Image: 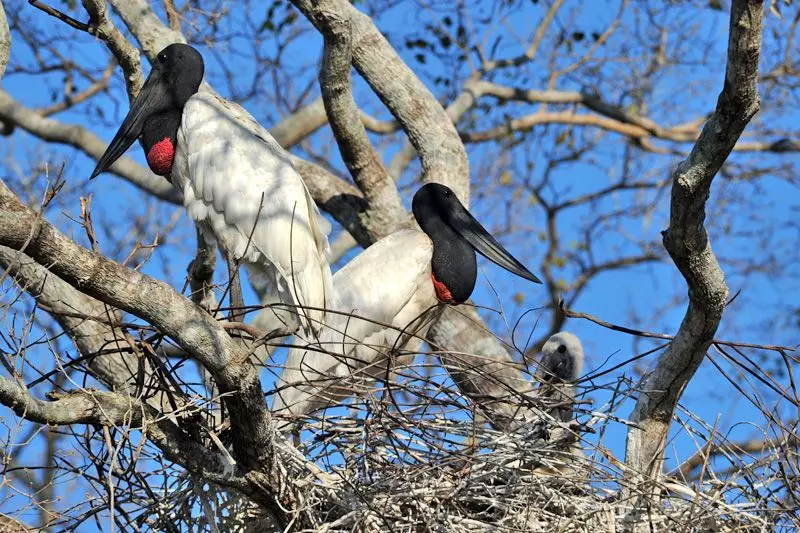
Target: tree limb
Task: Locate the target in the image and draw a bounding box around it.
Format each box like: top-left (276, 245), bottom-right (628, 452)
top-left (81, 0), bottom-right (144, 100)
top-left (0, 0), bottom-right (9, 82)
top-left (317, 1), bottom-right (406, 241)
top-left (623, 0), bottom-right (763, 504)
top-left (0, 375), bottom-right (242, 486)
top-left (290, 0), bottom-right (470, 203)
top-left (0, 180), bottom-right (274, 477)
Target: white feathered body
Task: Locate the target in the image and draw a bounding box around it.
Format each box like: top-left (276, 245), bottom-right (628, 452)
top-left (272, 229), bottom-right (440, 422)
top-left (173, 92), bottom-right (332, 334)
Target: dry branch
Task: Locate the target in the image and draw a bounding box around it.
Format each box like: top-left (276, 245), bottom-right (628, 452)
top-left (623, 0), bottom-right (763, 509)
top-left (0, 375), bottom-right (240, 486)
top-left (290, 0), bottom-right (470, 203)
top-left (0, 246), bottom-right (137, 391)
top-left (81, 0), bottom-right (143, 99)
top-left (0, 180), bottom-right (274, 475)
top-left (317, 1), bottom-right (406, 241)
top-left (0, 0), bottom-right (9, 81)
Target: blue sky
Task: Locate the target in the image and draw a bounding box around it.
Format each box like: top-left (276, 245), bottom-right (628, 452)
top-left (1, 0), bottom-right (798, 528)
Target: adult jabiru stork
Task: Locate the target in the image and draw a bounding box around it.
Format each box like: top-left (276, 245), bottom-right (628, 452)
top-left (271, 182), bottom-right (541, 427)
top-left (90, 44), bottom-right (332, 335)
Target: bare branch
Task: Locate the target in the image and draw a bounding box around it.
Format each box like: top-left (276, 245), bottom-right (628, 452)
top-left (0, 246), bottom-right (137, 392)
top-left (0, 376), bottom-right (241, 485)
top-left (81, 0), bottom-right (144, 100)
top-left (27, 0), bottom-right (88, 31)
top-left (623, 0), bottom-right (763, 502)
top-left (317, 2), bottom-right (406, 240)
top-left (0, 180), bottom-right (274, 476)
top-left (0, 0), bottom-right (9, 81)
top-left (106, 0), bottom-right (186, 63)
top-left (290, 0), bottom-right (470, 203)
top-left (269, 97), bottom-right (328, 149)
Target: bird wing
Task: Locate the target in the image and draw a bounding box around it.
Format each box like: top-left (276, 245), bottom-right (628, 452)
top-left (176, 92), bottom-right (332, 333)
top-left (272, 229), bottom-right (436, 423)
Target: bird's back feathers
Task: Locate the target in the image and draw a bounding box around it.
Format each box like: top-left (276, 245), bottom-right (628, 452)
top-left (174, 92), bottom-right (332, 334)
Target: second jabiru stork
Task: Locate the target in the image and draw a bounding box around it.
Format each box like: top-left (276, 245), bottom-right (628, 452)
top-left (90, 44), bottom-right (332, 335)
top-left (271, 183), bottom-right (541, 426)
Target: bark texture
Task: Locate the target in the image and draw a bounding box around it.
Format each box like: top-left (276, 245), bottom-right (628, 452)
top-left (623, 0), bottom-right (763, 507)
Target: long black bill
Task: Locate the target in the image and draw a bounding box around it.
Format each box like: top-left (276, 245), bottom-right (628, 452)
top-left (447, 201), bottom-right (543, 284)
top-left (89, 69), bottom-right (169, 180)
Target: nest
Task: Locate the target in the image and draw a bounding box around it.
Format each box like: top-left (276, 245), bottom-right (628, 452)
top-left (160, 399), bottom-right (780, 532)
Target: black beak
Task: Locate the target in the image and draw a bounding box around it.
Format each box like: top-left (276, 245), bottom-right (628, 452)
top-left (446, 201), bottom-right (542, 284)
top-left (90, 68), bottom-right (169, 180)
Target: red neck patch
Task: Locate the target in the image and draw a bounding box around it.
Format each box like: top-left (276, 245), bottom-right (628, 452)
top-left (431, 272), bottom-right (454, 303)
top-left (146, 137), bottom-right (175, 176)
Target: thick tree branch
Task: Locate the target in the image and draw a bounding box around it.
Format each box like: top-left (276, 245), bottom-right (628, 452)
top-left (81, 0), bottom-right (143, 100)
top-left (290, 0), bottom-right (470, 203)
top-left (0, 180), bottom-right (274, 477)
top-left (269, 96), bottom-right (328, 148)
top-left (623, 0), bottom-right (762, 502)
top-left (317, 2), bottom-right (406, 241)
top-left (106, 0), bottom-right (186, 63)
top-left (0, 376), bottom-right (240, 486)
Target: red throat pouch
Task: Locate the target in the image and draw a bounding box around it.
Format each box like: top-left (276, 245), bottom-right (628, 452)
top-left (431, 272), bottom-right (454, 303)
top-left (146, 137), bottom-right (175, 176)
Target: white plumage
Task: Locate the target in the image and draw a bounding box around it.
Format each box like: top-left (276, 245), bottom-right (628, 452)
top-left (271, 182), bottom-right (541, 428)
top-left (271, 229), bottom-right (438, 423)
top-left (174, 92), bottom-right (333, 334)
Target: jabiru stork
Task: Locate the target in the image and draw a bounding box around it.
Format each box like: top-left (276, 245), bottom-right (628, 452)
top-left (90, 44), bottom-right (332, 335)
top-left (535, 332), bottom-right (584, 423)
top-left (530, 331), bottom-right (586, 475)
top-left (271, 182), bottom-right (541, 426)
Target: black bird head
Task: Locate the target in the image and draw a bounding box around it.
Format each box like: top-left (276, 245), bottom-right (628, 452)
top-left (90, 43), bottom-right (204, 180)
top-left (412, 182), bottom-right (541, 303)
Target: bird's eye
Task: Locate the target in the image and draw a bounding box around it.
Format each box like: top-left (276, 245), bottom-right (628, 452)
top-left (557, 345), bottom-right (567, 354)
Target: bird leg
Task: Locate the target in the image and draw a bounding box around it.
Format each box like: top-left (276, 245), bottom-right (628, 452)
top-left (224, 252), bottom-right (245, 323)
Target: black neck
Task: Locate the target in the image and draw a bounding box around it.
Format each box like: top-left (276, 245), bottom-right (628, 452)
top-left (421, 215), bottom-right (477, 303)
top-left (141, 109), bottom-right (182, 155)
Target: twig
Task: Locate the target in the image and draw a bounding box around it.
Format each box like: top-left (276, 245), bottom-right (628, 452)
top-left (28, 0), bottom-right (89, 32)
top-left (560, 300), bottom-right (795, 353)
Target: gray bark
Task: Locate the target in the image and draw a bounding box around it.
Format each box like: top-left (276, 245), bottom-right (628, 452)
top-left (317, 1), bottom-right (407, 240)
top-left (623, 0), bottom-right (763, 509)
top-left (0, 0), bottom-right (9, 81)
top-left (0, 181), bottom-right (275, 482)
top-left (289, 0), bottom-right (470, 204)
